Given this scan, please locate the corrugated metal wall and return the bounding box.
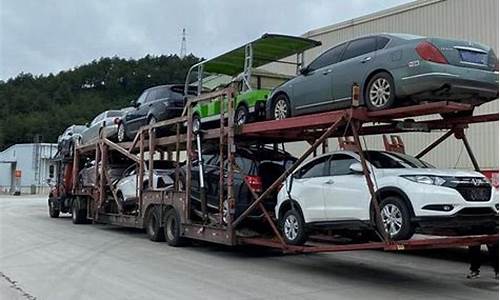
[268,0,499,169]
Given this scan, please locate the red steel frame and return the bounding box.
[71,86,499,253]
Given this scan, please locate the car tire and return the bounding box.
[146,206,165,242]
[117,122,126,142]
[272,94,291,120]
[48,198,60,218]
[378,196,414,241]
[235,105,249,126]
[365,72,396,111]
[192,114,201,134]
[164,208,186,247]
[280,209,307,245]
[72,197,88,224]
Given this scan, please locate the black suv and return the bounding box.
[117,84,195,142]
[182,144,296,222]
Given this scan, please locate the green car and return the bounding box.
[184,34,321,131]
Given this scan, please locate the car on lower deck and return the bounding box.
[275,150,499,245]
[267,33,499,120]
[117,85,193,142]
[182,144,296,223]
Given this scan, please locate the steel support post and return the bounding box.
[226,89,236,233]
[148,128,155,189]
[350,120,389,243]
[458,130,481,172]
[416,129,454,159]
[185,104,193,221]
[175,122,181,191]
[219,94,225,225]
[139,132,145,214]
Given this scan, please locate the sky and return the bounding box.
[0,0,413,80]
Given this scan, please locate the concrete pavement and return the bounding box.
[0,196,498,300]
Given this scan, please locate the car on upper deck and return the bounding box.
[117,85,196,142]
[184,33,321,132]
[57,125,86,157]
[267,33,499,120]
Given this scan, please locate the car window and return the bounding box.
[328,154,358,176]
[377,36,390,50]
[106,110,122,118]
[341,37,377,61]
[136,91,147,105]
[155,87,171,99]
[91,113,104,125]
[298,156,328,178]
[146,89,158,102]
[123,165,136,176]
[308,43,347,71]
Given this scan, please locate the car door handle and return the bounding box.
[324,179,334,184]
[322,69,332,75]
[361,57,372,63]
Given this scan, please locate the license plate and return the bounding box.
[459,50,488,65]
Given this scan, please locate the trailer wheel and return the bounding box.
[280,209,307,245]
[146,206,165,242]
[164,208,185,247]
[72,197,88,224]
[48,198,60,218]
[378,196,414,240]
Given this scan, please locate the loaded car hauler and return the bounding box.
[48,85,498,253]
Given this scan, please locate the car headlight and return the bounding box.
[401,175,446,186]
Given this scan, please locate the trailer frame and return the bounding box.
[66,86,498,253]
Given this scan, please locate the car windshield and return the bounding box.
[364,151,434,169]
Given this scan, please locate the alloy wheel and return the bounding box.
[273,99,288,120]
[381,203,403,236]
[283,214,299,241]
[117,124,125,142]
[236,109,247,126]
[369,78,391,108]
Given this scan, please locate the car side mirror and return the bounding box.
[299,67,309,75]
[85,122,90,127]
[68,132,73,136]
[349,162,364,174]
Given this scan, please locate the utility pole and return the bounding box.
[180,28,187,59]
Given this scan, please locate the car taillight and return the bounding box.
[416,41,448,64]
[114,118,120,124]
[245,175,262,193]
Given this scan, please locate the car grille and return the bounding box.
[444,177,492,202]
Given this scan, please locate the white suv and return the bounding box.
[275,150,499,245]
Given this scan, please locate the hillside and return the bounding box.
[0,54,200,150]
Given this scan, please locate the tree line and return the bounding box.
[0,54,200,150]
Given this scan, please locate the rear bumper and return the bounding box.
[396,62,499,103]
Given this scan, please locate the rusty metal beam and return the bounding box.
[416,129,454,159]
[103,138,140,163]
[232,114,348,228]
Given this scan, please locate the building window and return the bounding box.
[49,165,55,178]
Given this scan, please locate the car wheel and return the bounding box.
[365,72,396,111]
[192,114,201,134]
[280,209,307,245]
[235,105,249,126]
[48,199,60,218]
[378,196,414,240]
[272,94,290,120]
[146,206,165,242]
[164,208,186,247]
[117,122,126,142]
[72,197,88,224]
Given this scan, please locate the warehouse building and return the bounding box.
[266,0,498,171]
[0,143,58,194]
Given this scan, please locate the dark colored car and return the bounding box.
[182,144,296,222]
[267,33,499,119]
[57,125,86,158]
[117,84,189,142]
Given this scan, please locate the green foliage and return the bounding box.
[0,54,200,149]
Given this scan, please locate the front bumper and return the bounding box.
[414,209,498,235]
